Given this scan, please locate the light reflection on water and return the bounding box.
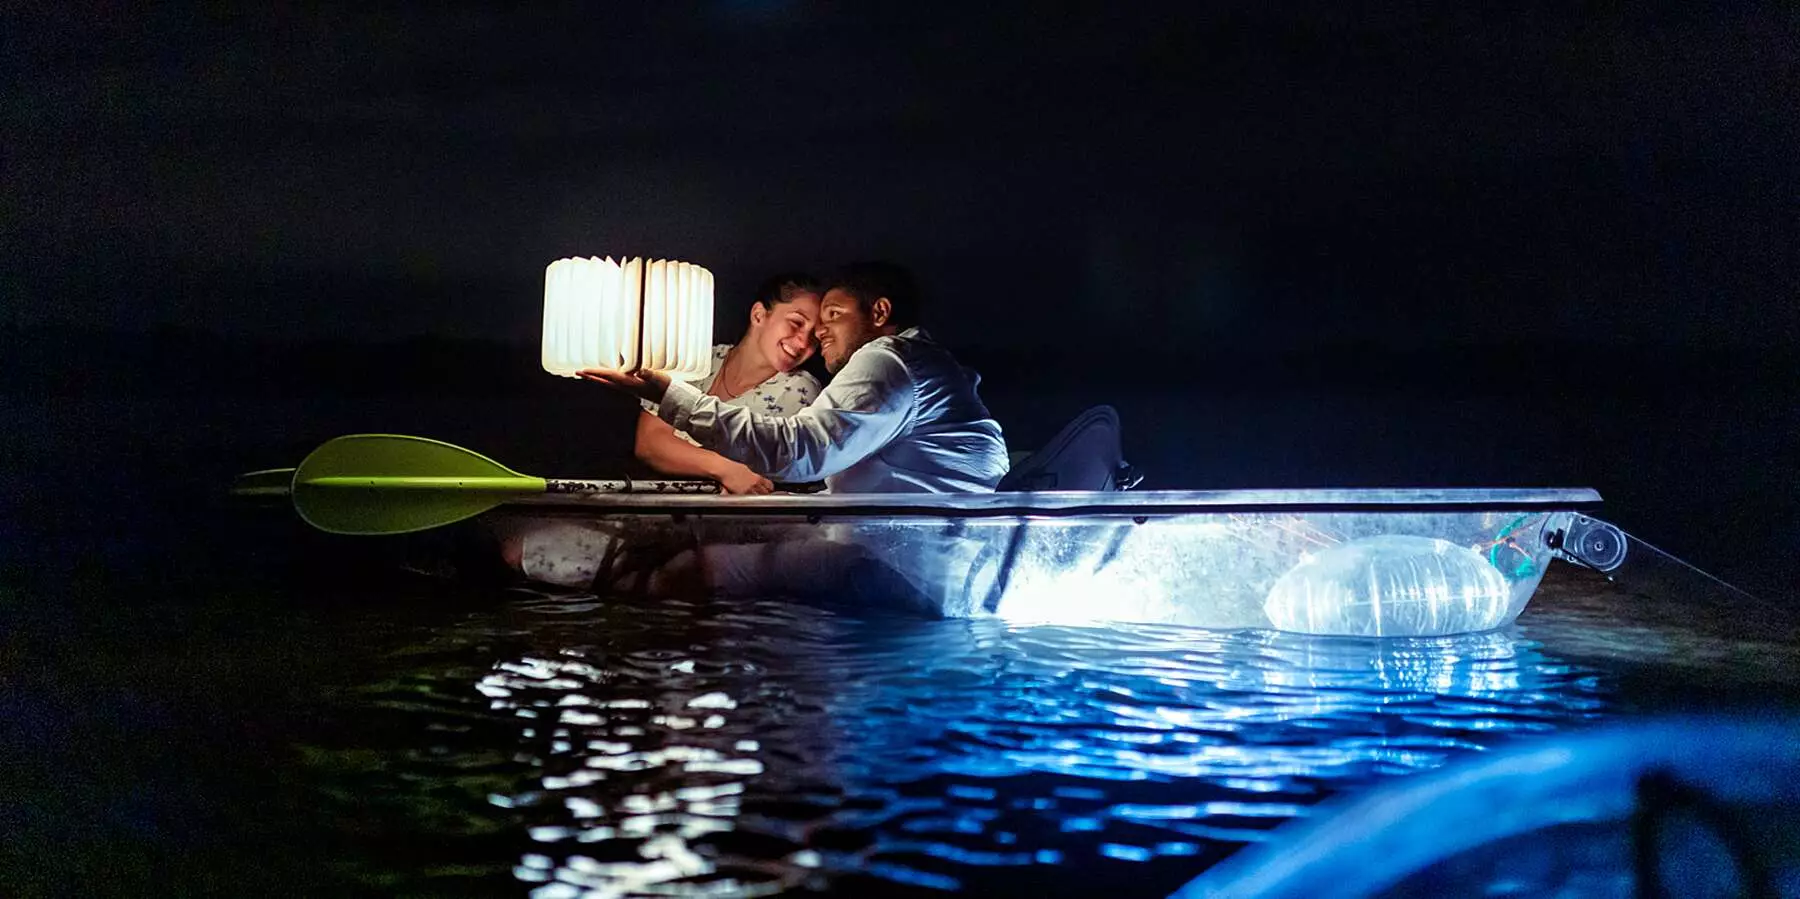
[303,585,1615,896]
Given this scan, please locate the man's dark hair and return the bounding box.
[751,271,822,310]
[826,261,922,330]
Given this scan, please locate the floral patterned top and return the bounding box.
[641,344,821,446]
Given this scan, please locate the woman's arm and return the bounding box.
[633,410,772,494]
[656,345,916,482]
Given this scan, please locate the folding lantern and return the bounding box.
[541,256,714,381]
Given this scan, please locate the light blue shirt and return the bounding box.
[658,328,1009,493]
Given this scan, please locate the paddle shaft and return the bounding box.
[301,476,722,495]
[546,477,721,495]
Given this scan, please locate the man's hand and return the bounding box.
[715,463,774,496]
[577,367,671,403]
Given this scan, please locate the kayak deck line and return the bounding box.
[498,486,1605,519]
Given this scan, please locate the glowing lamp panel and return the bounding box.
[543,256,714,382]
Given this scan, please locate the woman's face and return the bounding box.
[748,292,820,372]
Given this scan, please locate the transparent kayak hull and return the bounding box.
[492,487,1602,636]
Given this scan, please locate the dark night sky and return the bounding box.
[6,3,1797,352]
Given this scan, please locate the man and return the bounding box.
[581,261,1009,493]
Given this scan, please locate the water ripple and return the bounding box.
[300,585,1617,895]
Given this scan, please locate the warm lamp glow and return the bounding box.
[541,256,714,381]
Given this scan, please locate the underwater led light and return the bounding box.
[541,256,715,381]
[993,566,1173,626]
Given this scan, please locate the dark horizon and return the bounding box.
[8,4,1797,357]
[8,317,1794,398]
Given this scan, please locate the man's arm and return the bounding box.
[632,411,773,495]
[659,344,917,483]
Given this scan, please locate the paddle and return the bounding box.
[284,434,721,536]
[231,467,298,499]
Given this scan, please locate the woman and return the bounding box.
[502,273,824,589]
[630,272,823,495]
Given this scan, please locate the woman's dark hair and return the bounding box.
[751,272,823,310]
[826,261,921,330]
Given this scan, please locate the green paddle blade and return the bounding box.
[293,434,547,535]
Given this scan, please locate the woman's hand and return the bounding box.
[715,463,774,496]
[577,368,671,403]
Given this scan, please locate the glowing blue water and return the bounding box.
[274,575,1650,897]
[12,542,1795,898]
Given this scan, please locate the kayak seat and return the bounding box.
[997,405,1141,492]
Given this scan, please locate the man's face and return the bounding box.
[815,288,884,373]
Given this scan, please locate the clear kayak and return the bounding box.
[482,486,1599,635]
[234,433,1755,636]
